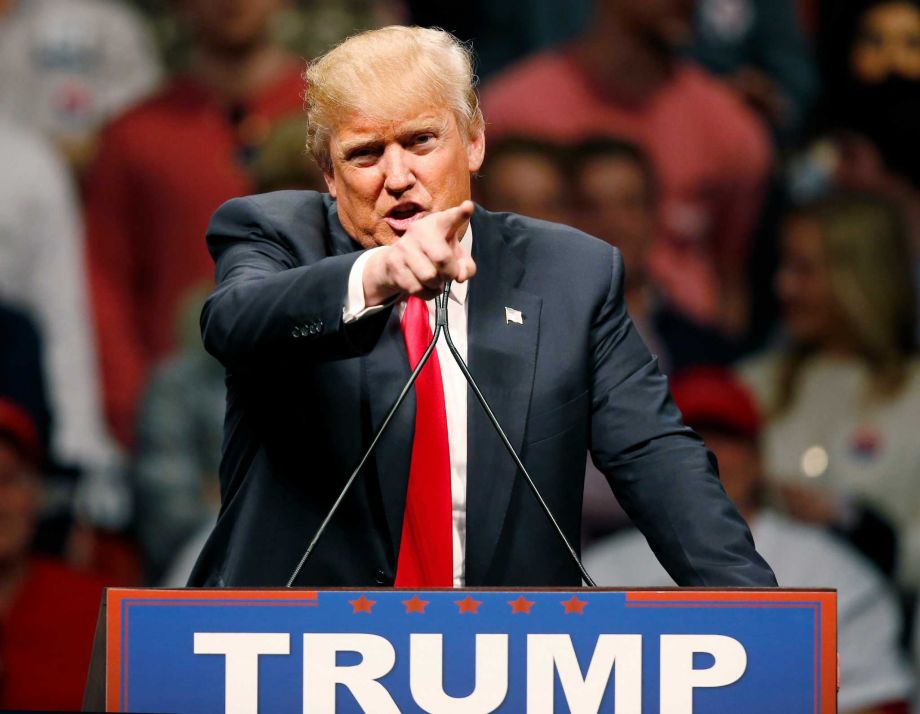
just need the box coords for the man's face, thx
[480,151,568,224]
[179,0,282,54]
[0,441,39,566]
[851,2,920,83]
[324,103,485,249]
[577,156,655,277]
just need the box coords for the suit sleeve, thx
[588,247,777,587]
[200,196,393,372]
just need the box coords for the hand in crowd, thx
[363,200,477,305]
[774,481,846,527]
[725,67,790,128]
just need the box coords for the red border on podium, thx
[99,588,837,713]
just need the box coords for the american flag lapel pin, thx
[505,306,523,325]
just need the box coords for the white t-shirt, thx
[0,0,161,143]
[584,510,914,713]
[0,119,126,526]
[739,352,920,587]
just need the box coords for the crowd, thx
[0,0,918,710]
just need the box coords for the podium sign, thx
[98,588,836,713]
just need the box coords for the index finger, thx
[435,200,474,242]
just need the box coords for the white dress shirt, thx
[343,225,473,587]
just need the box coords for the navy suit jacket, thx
[188,191,776,588]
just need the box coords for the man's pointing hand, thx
[363,200,477,306]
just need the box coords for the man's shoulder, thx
[211,190,328,233]
[484,208,614,261]
[206,191,337,261]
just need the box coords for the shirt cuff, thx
[343,247,395,323]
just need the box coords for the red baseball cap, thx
[669,367,761,440]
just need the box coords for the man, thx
[481,0,772,336]
[584,368,913,714]
[189,26,775,589]
[475,136,571,224]
[572,136,742,375]
[83,0,305,446]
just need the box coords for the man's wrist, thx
[362,246,401,307]
[343,247,398,324]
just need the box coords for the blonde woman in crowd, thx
[739,192,920,589]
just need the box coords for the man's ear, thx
[467,126,486,174]
[324,171,337,198]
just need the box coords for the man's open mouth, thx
[385,203,427,231]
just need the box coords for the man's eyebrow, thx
[337,135,383,156]
[396,117,450,139]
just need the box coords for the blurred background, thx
[0,0,919,710]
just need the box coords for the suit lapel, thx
[464,208,542,584]
[365,312,414,562]
[326,197,413,562]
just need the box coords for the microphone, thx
[287,282,596,588]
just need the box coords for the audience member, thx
[572,136,742,374]
[0,0,161,170]
[130,0,406,74]
[0,118,125,530]
[691,0,818,143]
[576,137,741,544]
[739,193,920,588]
[481,0,772,335]
[83,0,305,447]
[248,115,327,194]
[0,398,107,711]
[406,0,592,79]
[474,137,570,224]
[133,287,223,583]
[584,368,914,714]
[822,0,920,189]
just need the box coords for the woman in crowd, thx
[739,192,920,589]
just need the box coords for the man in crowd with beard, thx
[83,0,305,448]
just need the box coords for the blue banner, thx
[105,588,836,713]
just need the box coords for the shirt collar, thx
[448,223,473,306]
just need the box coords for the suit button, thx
[316,319,324,330]
[299,325,310,337]
[291,327,300,338]
[374,569,389,585]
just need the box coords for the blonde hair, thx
[777,192,917,411]
[304,26,484,174]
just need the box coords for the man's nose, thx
[382,146,415,194]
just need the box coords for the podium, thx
[84,587,836,713]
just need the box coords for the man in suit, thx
[188,26,776,589]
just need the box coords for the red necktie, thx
[394,296,453,586]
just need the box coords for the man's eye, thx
[348,148,378,163]
[414,134,434,146]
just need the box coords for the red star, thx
[561,595,588,614]
[402,595,430,614]
[349,595,376,613]
[508,595,536,614]
[455,595,483,614]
